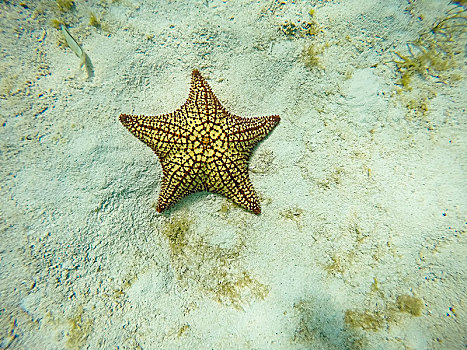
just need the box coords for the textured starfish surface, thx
[119,69,280,214]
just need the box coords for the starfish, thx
[119,69,280,214]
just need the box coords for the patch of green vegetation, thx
[56,0,74,12]
[162,215,269,309]
[66,306,93,350]
[281,9,327,70]
[218,201,232,214]
[89,13,101,28]
[370,277,385,298]
[292,300,318,344]
[344,310,385,331]
[163,214,191,256]
[177,324,189,337]
[279,9,321,39]
[324,254,350,276]
[301,43,325,69]
[306,8,321,36]
[280,20,299,37]
[212,270,269,309]
[344,292,425,336]
[394,6,466,91]
[404,96,434,129]
[397,295,424,316]
[50,18,65,30]
[394,45,448,91]
[0,73,19,99]
[280,20,320,38]
[293,299,365,349]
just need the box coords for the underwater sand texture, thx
[1,0,466,349]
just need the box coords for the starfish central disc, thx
[119,69,280,214]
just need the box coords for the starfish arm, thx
[119,112,190,160]
[228,115,280,152]
[156,152,204,212]
[182,70,224,118]
[205,151,261,214]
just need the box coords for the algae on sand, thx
[394,6,467,91]
[162,215,269,309]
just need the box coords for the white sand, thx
[1,0,466,349]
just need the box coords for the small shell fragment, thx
[60,24,93,78]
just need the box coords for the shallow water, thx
[0,0,466,349]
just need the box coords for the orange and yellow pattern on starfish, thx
[119,69,280,214]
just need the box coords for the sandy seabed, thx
[1,0,466,349]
